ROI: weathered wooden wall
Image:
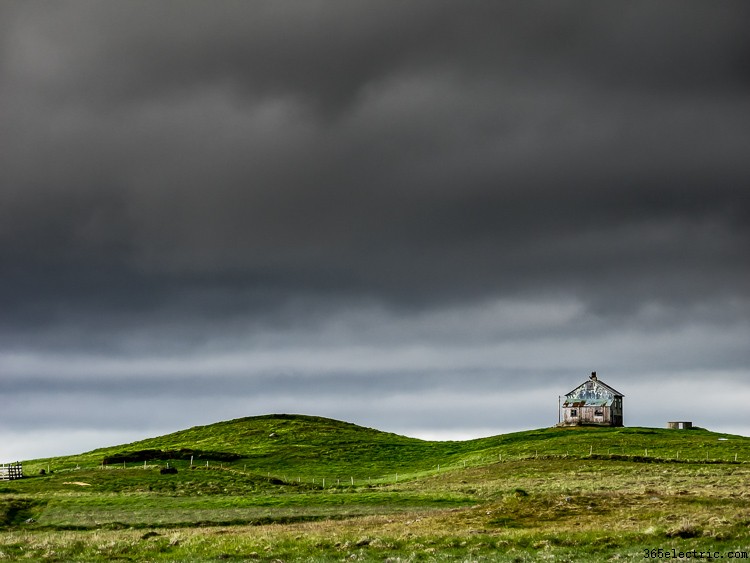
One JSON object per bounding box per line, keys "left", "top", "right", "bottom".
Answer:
{"left": 561, "top": 402, "right": 623, "bottom": 427}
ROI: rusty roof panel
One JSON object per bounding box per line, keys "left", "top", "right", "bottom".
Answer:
{"left": 563, "top": 398, "right": 614, "bottom": 407}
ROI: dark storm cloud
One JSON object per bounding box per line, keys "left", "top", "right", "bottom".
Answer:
{"left": 2, "top": 1, "right": 750, "bottom": 457}
{"left": 8, "top": 2, "right": 750, "bottom": 105}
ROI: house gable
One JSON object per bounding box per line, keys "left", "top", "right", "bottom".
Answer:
{"left": 564, "top": 380, "right": 618, "bottom": 407}
{"left": 563, "top": 374, "right": 623, "bottom": 406}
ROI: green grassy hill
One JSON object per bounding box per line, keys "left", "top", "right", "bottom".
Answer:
{"left": 26, "top": 414, "right": 750, "bottom": 479}
{"left": 3, "top": 415, "right": 749, "bottom": 562}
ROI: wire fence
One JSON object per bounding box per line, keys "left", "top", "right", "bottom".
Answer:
{"left": 87, "top": 448, "right": 748, "bottom": 487}
{"left": 31, "top": 445, "right": 747, "bottom": 488}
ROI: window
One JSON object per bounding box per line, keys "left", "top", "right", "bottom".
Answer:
{"left": 570, "top": 409, "right": 577, "bottom": 417}
{"left": 594, "top": 409, "right": 603, "bottom": 417}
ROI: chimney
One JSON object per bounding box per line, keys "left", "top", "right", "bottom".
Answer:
{"left": 590, "top": 371, "right": 597, "bottom": 381}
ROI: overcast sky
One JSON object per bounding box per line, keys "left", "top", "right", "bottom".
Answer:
{"left": 2, "top": 1, "right": 749, "bottom": 461}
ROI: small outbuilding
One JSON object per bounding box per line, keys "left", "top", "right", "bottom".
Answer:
{"left": 560, "top": 372, "right": 624, "bottom": 427}
{"left": 667, "top": 421, "right": 692, "bottom": 430}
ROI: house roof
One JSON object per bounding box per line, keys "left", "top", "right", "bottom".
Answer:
{"left": 562, "top": 397, "right": 616, "bottom": 408}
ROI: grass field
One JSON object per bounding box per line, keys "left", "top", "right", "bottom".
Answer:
{"left": 1, "top": 415, "right": 749, "bottom": 561}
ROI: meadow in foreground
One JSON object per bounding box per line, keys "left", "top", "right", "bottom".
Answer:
{"left": 1, "top": 415, "right": 749, "bottom": 561}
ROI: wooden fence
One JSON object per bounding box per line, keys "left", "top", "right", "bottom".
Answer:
{"left": 0, "top": 463, "right": 23, "bottom": 480}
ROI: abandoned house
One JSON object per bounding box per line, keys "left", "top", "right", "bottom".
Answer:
{"left": 560, "top": 372, "right": 624, "bottom": 427}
